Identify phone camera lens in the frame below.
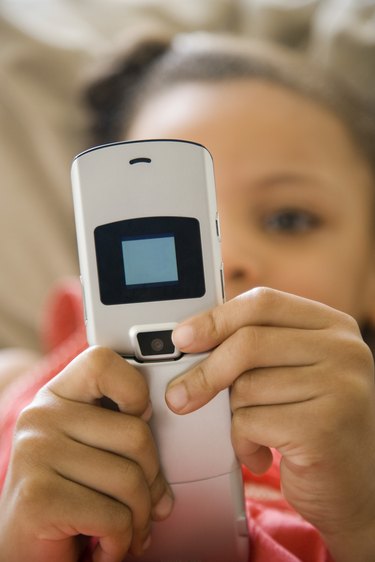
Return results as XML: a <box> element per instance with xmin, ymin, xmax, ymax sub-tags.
<box><xmin>151</xmin><ymin>337</ymin><xmax>164</xmax><ymax>353</ymax></box>
<box><xmin>137</xmin><ymin>330</ymin><xmax>175</xmax><ymax>357</ymax></box>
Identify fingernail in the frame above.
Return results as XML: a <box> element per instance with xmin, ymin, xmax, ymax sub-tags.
<box><xmin>142</xmin><ymin>534</ymin><xmax>152</xmax><ymax>552</ymax></box>
<box><xmin>153</xmin><ymin>491</ymin><xmax>174</xmax><ymax>520</ymax></box>
<box><xmin>172</xmin><ymin>324</ymin><xmax>195</xmax><ymax>349</ymax></box>
<box><xmin>141</xmin><ymin>401</ymin><xmax>153</xmax><ymax>421</ymax></box>
<box><xmin>166</xmin><ymin>383</ymin><xmax>188</xmax><ymax>412</ymax></box>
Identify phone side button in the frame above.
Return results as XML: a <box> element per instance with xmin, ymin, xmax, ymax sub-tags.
<box><xmin>237</xmin><ymin>513</ymin><xmax>249</xmax><ymax>537</ymax></box>
<box><xmin>220</xmin><ymin>264</ymin><xmax>226</xmax><ymax>301</ymax></box>
<box><xmin>215</xmin><ymin>212</ymin><xmax>221</xmax><ymax>241</ymax></box>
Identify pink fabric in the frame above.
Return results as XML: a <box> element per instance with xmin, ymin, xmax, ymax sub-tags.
<box><xmin>0</xmin><ymin>279</ymin><xmax>334</xmax><ymax>562</ymax></box>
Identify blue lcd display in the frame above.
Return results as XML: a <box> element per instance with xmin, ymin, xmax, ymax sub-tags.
<box><xmin>94</xmin><ymin>216</ymin><xmax>205</xmax><ymax>305</ymax></box>
<box><xmin>122</xmin><ymin>235</ymin><xmax>178</xmax><ymax>287</ymax></box>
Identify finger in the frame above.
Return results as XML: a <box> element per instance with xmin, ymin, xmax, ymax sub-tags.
<box><xmin>232</xmin><ymin>436</ymin><xmax>274</xmax><ymax>475</ymax></box>
<box><xmin>149</xmin><ymin>471</ymin><xmax>174</xmax><ymax>521</ymax></box>
<box><xmin>48</xmin><ymin>424</ymin><xmax>173</xmax><ymax>524</ymax></box>
<box><xmin>20</xmin><ymin>469</ymin><xmax>144</xmax><ymax>560</ymax></box>
<box><xmin>45</xmin><ymin>346</ymin><xmax>149</xmax><ymax>416</ymax></box>
<box><xmin>166</xmin><ymin>324</ymin><xmax>326</xmax><ymax>413</ymax></box>
<box><xmin>230</xmin><ymin>365</ymin><xmax>326</xmax><ymax>410</ymax></box>
<box><xmin>52</xmin><ymin>435</ymin><xmax>152</xmax><ymax>537</ymax></box>
<box><xmin>231</xmin><ymin>399</ymin><xmax>332</xmax><ymax>472</ymax></box>
<box><xmin>34</xmin><ymin>400</ymin><xmax>160</xmax><ymax>485</ymax></box>
<box><xmin>172</xmin><ymin>287</ymin><xmax>349</xmax><ymax>354</ymax></box>
<box><xmin>231</xmin><ymin>404</ymin><xmax>290</xmax><ymax>472</ymax></box>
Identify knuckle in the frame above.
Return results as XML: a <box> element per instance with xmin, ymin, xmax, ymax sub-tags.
<box><xmin>11</xmin><ymin>429</ymin><xmax>38</xmax><ymax>465</ymax></box>
<box><xmin>15</xmin><ymin>403</ymin><xmax>38</xmax><ymax>432</ymax></box>
<box><xmin>231</xmin><ymin>372</ymin><xmax>251</xmax><ymax>407</ymax></box>
<box><xmin>235</xmin><ymin>325</ymin><xmax>261</xmax><ymax>363</ymax></box>
<box><xmin>20</xmin><ymin>473</ymin><xmax>46</xmax><ymax>503</ymax></box>
<box><xmin>194</xmin><ymin>363</ymin><xmax>218</xmax><ymax>395</ymax></box>
<box><xmin>114</xmin><ymin>459</ymin><xmax>148</xmax><ymax>508</ymax></box>
<box><xmin>340</xmin><ymin>333</ymin><xmax>373</xmax><ymax>373</ymax></box>
<box><xmin>231</xmin><ymin>407</ymin><xmax>249</xmax><ymax>438</ymax></box>
<box><xmin>106</xmin><ymin>504</ymin><xmax>133</xmax><ymax>537</ymax></box>
<box><xmin>328</xmin><ymin>309</ymin><xmax>368</xmax><ymax>344</ymax></box>
<box><xmin>340</xmin><ymin>353</ymin><xmax>374</xmax><ymax>410</ymax></box>
<box><xmin>15</xmin><ymin>383</ymin><xmax>68</xmax><ymax>435</ymax></box>
<box><xmin>83</xmin><ymin>345</ymin><xmax>117</xmax><ymax>378</ymax></box>
<box><xmin>15</xmin><ymin>399</ymin><xmax>51</xmax><ymax>435</ymax></box>
<box><xmin>248</xmin><ymin>286</ymin><xmax>279</xmax><ymax>314</ymax></box>
<box><xmin>12</xmin><ymin>423</ymin><xmax>56</xmax><ymax>470</ymax></box>
<box><xmin>335</xmin><ymin>310</ymin><xmax>362</xmax><ymax>333</ymax></box>
<box><xmin>16</xmin><ymin>471</ymin><xmax>56</xmax><ymax>517</ymax></box>
<box><xmin>354</xmin><ymin>338</ymin><xmax>373</xmax><ymax>369</ymax></box>
<box><xmin>129</xmin><ymin>420</ymin><xmax>154</xmax><ymax>459</ymax></box>
<box><xmin>13</xmin><ymin>398</ymin><xmax>65</xmax><ymax>469</ymax></box>
<box><xmin>207</xmin><ymin>306</ymin><xmax>228</xmax><ymax>342</ymax></box>
<box><xmin>238</xmin><ymin>324</ymin><xmax>259</xmax><ymax>348</ymax></box>
<box><xmin>231</xmin><ymin>409</ymin><xmax>253</xmax><ymax>454</ymax></box>
<box><xmin>348</xmin><ymin>373</ymin><xmax>373</xmax><ymax>408</ymax></box>
<box><xmin>149</xmin><ymin>471</ymin><xmax>168</xmax><ymax>506</ymax></box>
<box><xmin>124</xmin><ymin>462</ymin><xmax>147</xmax><ymax>495</ymax></box>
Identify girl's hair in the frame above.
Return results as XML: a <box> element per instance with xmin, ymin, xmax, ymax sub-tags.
<box><xmin>85</xmin><ymin>32</ymin><xmax>375</xmax><ymax>180</ymax></box>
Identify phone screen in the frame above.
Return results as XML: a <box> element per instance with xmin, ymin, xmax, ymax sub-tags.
<box><xmin>122</xmin><ymin>234</ymin><xmax>179</xmax><ymax>287</ymax></box>
<box><xmin>94</xmin><ymin>216</ymin><xmax>205</xmax><ymax>305</ymax></box>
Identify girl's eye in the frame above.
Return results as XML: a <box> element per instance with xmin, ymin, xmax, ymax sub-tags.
<box><xmin>263</xmin><ymin>209</ymin><xmax>320</xmax><ymax>234</ymax></box>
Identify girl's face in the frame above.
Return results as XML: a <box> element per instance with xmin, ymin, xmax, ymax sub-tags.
<box><xmin>127</xmin><ymin>79</ymin><xmax>375</xmax><ymax>326</ymax></box>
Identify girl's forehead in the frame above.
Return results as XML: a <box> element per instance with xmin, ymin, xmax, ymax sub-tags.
<box><xmin>131</xmin><ymin>79</ymin><xmax>342</xmax><ymax>143</ymax></box>
<box><xmin>128</xmin><ymin>79</ymin><xmax>374</xmax><ymax>214</ymax></box>
<box><xmin>130</xmin><ymin>79</ymin><xmax>367</xmax><ymax>174</ymax></box>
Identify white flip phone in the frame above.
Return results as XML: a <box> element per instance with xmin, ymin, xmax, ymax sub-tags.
<box><xmin>71</xmin><ymin>140</ymin><xmax>249</xmax><ymax>562</ymax></box>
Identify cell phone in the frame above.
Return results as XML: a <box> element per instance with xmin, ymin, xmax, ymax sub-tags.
<box><xmin>71</xmin><ymin>139</ymin><xmax>249</xmax><ymax>562</ymax></box>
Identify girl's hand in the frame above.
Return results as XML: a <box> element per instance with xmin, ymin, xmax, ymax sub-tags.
<box><xmin>166</xmin><ymin>287</ymin><xmax>375</xmax><ymax>562</ymax></box>
<box><xmin>0</xmin><ymin>346</ymin><xmax>173</xmax><ymax>562</ymax></box>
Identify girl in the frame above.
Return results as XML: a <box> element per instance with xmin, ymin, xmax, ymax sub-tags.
<box><xmin>0</xmin><ymin>32</ymin><xmax>375</xmax><ymax>562</ymax></box>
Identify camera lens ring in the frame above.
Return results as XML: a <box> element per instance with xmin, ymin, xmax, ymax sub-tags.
<box><xmin>150</xmin><ymin>337</ymin><xmax>165</xmax><ymax>353</ymax></box>
<box><xmin>136</xmin><ymin>329</ymin><xmax>176</xmax><ymax>357</ymax></box>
